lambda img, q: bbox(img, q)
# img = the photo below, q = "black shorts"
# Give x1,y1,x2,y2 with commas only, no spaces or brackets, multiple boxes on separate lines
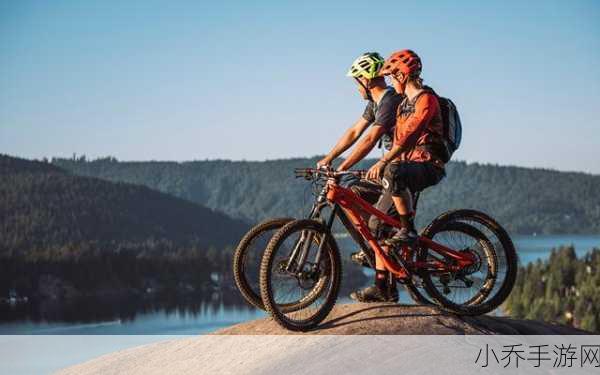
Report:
382,161,445,197
349,179,382,205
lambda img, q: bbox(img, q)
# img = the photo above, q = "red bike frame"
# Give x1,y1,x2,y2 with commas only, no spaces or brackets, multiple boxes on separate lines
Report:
326,180,476,279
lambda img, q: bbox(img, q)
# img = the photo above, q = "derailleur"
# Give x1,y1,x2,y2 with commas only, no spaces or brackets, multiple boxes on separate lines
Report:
438,272,474,295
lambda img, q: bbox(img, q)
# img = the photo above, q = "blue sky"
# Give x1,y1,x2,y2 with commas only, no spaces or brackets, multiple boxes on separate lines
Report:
1,0,599,173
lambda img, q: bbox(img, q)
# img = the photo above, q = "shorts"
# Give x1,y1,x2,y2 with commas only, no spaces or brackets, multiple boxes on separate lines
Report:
382,161,445,197
342,177,398,235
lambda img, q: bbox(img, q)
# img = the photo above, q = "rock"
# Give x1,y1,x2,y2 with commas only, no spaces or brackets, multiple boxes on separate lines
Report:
56,303,592,375
213,303,591,335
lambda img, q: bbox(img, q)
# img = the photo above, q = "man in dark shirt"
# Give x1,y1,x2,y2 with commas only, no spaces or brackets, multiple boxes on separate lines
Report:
317,52,404,302
317,53,401,171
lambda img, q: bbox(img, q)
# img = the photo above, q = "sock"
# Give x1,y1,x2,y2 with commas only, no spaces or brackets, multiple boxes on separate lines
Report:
387,273,397,292
375,270,388,291
398,215,412,230
408,214,415,230
398,214,414,231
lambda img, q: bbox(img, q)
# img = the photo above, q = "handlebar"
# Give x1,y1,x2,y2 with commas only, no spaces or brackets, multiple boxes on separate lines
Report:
294,167,366,180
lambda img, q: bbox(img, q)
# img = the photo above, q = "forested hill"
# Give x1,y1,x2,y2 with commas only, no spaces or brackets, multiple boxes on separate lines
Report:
0,154,248,257
53,156,600,235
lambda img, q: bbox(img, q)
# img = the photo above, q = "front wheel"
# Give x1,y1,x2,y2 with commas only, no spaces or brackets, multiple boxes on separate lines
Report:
260,219,342,331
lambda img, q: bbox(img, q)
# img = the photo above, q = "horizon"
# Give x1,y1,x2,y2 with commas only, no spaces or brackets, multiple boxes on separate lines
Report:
1,1,599,174
6,152,599,176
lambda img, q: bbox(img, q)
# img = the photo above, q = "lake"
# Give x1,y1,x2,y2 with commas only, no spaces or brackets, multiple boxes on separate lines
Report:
1,234,599,335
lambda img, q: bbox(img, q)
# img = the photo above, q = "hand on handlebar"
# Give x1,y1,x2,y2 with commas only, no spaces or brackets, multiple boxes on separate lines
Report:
366,160,386,182
318,164,333,173
316,157,332,170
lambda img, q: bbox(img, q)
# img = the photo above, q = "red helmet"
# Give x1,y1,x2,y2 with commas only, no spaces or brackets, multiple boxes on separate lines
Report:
380,49,422,77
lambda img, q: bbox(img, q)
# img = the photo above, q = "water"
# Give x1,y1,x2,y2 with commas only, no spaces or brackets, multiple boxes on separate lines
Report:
1,234,598,335
0,293,266,335
512,234,600,265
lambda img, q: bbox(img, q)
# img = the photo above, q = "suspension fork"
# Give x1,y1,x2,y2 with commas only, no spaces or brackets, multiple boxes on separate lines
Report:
286,230,313,273
285,186,329,272
284,204,338,273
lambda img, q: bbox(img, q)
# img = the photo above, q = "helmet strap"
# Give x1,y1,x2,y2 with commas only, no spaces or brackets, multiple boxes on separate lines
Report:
355,78,373,101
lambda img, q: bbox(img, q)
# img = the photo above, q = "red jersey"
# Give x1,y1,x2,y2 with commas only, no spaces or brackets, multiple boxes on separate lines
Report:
393,91,445,166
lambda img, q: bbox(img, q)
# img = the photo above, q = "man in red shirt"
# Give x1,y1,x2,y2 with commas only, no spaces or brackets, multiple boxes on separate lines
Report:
352,50,446,302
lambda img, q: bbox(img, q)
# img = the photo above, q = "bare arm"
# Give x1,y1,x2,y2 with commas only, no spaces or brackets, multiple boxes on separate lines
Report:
338,125,386,171
318,117,371,167
380,143,404,163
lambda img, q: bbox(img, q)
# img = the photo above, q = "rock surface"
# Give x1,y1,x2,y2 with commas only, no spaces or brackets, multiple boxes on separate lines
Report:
214,303,590,335
57,303,592,375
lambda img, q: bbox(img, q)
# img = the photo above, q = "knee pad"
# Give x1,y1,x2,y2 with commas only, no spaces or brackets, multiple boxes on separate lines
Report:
383,165,409,196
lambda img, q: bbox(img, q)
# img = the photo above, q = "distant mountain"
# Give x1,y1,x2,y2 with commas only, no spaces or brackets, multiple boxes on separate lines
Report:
53,156,600,235
0,154,248,257
1,155,370,302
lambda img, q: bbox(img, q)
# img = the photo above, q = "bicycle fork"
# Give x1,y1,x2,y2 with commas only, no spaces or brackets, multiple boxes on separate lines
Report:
285,204,338,274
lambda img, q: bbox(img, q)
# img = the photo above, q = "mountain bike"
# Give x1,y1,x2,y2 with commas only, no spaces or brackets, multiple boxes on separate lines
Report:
232,171,433,310
259,168,518,331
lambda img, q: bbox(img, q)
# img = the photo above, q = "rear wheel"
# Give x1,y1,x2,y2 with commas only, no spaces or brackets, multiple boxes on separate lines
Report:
418,209,517,315
400,222,492,307
260,219,341,331
233,218,294,310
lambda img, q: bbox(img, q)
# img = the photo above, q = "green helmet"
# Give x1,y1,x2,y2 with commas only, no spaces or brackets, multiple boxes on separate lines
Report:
346,52,385,79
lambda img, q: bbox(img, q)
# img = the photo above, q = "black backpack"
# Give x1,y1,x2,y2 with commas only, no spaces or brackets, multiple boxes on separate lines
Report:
436,94,462,163
402,86,462,163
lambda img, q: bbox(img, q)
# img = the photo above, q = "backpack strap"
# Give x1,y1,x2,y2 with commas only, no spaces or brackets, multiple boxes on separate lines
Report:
398,88,432,120
406,87,449,163
408,89,429,106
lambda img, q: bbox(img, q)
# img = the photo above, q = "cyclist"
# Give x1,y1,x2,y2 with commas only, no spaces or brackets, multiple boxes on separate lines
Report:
362,49,446,293
317,52,403,302
317,52,401,172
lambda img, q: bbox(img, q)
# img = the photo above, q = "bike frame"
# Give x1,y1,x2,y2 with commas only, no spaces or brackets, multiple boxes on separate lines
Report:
321,178,476,279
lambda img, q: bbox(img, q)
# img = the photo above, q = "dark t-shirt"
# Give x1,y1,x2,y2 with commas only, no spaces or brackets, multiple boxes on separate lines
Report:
362,87,404,150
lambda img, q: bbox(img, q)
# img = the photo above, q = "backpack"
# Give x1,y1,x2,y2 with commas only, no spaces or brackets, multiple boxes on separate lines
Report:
403,86,462,163
435,94,462,163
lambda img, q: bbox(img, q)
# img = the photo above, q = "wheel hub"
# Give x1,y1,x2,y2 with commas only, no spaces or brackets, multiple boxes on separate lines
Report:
296,265,321,290
460,248,482,275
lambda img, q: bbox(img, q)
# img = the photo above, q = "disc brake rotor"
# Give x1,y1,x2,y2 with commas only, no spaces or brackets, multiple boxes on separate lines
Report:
296,263,321,290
